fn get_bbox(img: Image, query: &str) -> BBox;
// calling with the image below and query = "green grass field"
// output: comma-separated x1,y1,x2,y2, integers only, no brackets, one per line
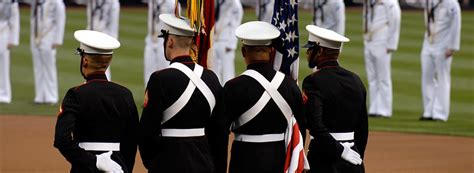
0,7,472,137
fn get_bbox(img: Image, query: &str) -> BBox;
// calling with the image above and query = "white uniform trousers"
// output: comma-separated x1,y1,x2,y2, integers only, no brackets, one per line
0,50,11,103
421,47,452,121
364,41,392,117
144,39,168,86
31,46,58,104
210,41,235,84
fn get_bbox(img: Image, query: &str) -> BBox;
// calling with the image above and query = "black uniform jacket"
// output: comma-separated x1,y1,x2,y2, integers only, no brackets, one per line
139,56,223,173
54,72,139,173
207,62,305,173
302,60,368,173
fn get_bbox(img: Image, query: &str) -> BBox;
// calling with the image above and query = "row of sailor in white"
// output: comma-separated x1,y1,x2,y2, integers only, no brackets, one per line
158,14,213,137
210,0,244,84
255,0,274,23
73,0,120,39
75,0,120,80
29,0,66,104
143,0,174,86
307,0,345,35
0,0,20,103
363,0,401,117
406,0,461,121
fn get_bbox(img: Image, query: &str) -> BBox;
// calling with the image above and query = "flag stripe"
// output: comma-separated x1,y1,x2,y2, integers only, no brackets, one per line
284,117,310,173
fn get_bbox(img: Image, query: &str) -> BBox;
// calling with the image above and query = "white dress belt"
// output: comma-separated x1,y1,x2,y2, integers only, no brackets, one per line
330,132,354,141
234,133,285,143
161,128,205,137
78,142,120,151
309,132,355,141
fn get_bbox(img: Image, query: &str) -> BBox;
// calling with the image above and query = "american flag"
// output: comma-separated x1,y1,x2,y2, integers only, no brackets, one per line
271,0,300,80
284,116,310,173
271,1,308,172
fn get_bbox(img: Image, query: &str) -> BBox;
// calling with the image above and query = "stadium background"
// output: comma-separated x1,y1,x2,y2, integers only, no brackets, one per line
0,1,473,172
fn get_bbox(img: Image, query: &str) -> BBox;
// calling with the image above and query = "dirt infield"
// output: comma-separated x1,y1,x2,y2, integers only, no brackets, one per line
1,115,472,173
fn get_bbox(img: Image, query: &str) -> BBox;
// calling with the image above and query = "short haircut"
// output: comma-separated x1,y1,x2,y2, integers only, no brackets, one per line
321,46,340,56
170,35,193,49
242,45,273,62
243,45,272,54
85,54,112,70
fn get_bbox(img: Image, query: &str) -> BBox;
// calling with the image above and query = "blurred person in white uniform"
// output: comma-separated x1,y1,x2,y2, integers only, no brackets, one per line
363,0,401,118
256,0,273,22
0,0,20,104
30,0,66,104
406,0,461,122
143,0,174,86
311,0,345,35
210,0,243,84
76,0,120,80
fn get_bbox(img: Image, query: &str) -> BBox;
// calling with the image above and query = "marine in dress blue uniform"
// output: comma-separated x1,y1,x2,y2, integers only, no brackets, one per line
207,21,306,173
54,30,139,173
302,25,369,173
138,14,223,173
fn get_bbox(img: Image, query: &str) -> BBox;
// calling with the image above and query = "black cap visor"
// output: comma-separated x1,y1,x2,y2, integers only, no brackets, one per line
303,41,318,48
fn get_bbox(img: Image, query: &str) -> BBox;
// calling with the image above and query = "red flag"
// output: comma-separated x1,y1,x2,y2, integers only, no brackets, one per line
174,0,214,68
197,0,214,68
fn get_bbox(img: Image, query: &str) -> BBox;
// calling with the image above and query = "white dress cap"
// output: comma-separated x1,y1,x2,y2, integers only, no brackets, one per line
74,30,121,54
159,14,195,37
235,21,280,46
305,25,349,49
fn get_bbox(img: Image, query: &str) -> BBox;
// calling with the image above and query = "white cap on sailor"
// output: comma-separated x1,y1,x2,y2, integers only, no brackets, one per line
159,14,195,37
303,25,349,49
74,30,120,54
235,21,280,46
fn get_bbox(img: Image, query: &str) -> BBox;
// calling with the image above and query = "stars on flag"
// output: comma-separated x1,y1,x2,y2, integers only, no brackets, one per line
288,47,297,58
272,0,300,64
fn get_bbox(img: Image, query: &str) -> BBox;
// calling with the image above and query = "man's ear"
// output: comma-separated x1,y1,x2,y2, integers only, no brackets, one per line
82,57,89,68
167,36,174,49
317,47,324,57
241,46,246,58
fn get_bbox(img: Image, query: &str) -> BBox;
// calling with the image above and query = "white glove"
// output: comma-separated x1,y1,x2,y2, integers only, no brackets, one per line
340,142,362,165
96,151,124,173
